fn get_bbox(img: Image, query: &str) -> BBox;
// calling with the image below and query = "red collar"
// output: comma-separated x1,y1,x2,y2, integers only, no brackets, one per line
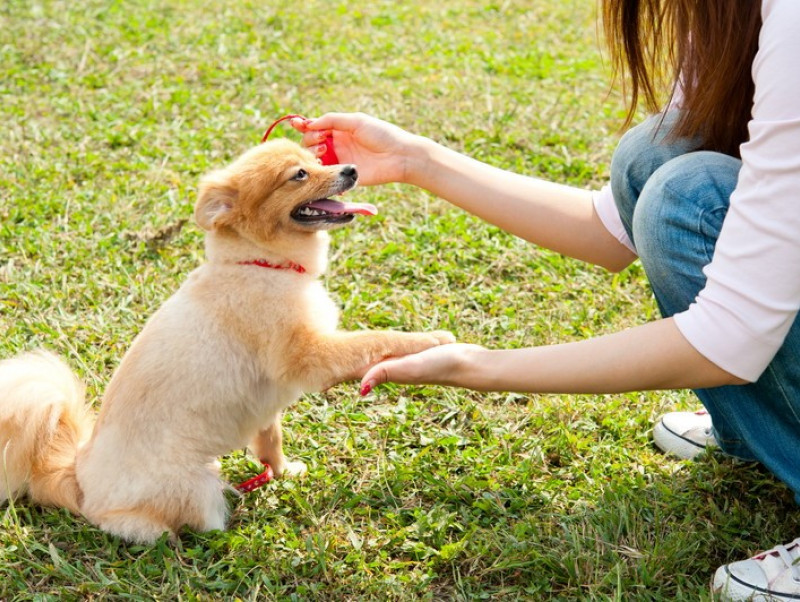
238,259,306,274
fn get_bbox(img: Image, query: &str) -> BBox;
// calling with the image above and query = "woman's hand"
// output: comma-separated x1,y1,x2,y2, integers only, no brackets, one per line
359,343,487,395
363,319,747,398
292,112,423,186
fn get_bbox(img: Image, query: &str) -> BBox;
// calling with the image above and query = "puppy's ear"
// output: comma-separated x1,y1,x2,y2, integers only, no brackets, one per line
195,170,238,231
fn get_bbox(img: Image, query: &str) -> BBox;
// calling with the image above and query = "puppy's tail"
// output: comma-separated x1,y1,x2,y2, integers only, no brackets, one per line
0,350,94,514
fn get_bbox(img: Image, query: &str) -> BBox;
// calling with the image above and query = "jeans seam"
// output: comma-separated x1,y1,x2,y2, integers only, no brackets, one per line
696,206,727,265
764,363,800,427
659,180,727,266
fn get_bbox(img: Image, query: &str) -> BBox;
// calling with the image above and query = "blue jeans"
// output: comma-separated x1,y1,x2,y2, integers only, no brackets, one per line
611,112,800,502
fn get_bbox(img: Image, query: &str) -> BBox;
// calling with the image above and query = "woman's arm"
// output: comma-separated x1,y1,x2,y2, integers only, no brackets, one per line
407,139,636,271
360,318,747,396
298,115,746,394
299,114,636,272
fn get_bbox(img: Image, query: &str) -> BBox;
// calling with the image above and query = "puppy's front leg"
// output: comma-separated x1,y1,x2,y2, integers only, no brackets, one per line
250,417,307,478
280,328,455,390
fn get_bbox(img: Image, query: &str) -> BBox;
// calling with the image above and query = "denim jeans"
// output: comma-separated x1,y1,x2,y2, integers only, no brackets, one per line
611,112,800,502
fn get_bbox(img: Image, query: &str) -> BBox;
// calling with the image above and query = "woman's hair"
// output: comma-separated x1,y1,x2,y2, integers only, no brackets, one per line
602,0,762,157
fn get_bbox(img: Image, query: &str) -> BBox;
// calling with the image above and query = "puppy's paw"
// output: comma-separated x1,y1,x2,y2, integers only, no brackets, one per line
430,330,456,345
402,330,455,355
277,460,308,478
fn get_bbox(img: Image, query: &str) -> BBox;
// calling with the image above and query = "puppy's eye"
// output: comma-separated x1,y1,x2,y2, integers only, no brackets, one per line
291,169,308,181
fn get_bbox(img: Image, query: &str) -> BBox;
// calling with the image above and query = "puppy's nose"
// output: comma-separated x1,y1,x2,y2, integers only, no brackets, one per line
340,165,358,182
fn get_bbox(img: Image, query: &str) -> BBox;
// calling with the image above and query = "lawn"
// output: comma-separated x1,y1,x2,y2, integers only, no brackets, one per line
1,0,798,600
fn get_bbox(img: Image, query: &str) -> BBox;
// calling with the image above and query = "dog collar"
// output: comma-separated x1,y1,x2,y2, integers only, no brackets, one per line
235,463,274,493
238,259,306,274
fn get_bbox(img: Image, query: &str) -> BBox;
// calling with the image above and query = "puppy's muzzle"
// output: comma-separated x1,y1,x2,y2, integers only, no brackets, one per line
290,165,376,229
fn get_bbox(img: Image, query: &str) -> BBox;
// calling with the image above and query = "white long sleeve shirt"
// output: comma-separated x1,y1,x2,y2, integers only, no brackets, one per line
593,0,800,382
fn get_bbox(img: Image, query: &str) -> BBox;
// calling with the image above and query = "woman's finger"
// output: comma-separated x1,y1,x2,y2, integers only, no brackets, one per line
305,112,366,133
360,360,396,396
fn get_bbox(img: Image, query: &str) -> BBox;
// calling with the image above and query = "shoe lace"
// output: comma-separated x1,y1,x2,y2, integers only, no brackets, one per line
759,539,800,583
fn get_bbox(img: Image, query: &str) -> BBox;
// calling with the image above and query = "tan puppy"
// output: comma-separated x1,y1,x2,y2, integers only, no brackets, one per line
0,139,453,543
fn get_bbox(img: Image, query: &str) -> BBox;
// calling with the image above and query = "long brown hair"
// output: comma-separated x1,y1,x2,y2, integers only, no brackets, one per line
602,0,762,157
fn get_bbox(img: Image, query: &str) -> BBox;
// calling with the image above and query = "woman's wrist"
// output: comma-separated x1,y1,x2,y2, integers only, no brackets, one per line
445,344,492,390
401,134,440,187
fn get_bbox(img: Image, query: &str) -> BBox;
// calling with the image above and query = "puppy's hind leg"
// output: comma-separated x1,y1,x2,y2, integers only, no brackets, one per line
250,416,306,478
86,471,228,543
185,466,229,533
91,509,176,545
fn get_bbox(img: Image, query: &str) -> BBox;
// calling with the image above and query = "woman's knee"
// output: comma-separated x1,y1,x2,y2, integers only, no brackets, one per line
631,151,740,315
610,111,696,242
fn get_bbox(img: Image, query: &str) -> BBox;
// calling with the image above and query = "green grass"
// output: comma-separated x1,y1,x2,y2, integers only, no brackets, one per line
2,0,798,600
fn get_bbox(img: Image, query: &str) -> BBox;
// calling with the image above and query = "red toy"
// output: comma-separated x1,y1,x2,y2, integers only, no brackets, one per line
235,463,274,493
261,114,339,166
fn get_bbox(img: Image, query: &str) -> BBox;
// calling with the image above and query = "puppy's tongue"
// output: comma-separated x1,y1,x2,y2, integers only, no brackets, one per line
307,199,378,216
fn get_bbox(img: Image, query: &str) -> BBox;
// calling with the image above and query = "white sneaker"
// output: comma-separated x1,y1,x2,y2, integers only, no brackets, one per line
713,538,800,601
653,409,718,459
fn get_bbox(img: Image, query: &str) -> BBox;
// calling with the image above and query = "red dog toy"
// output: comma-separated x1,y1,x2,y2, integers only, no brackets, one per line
235,462,274,494
261,114,339,166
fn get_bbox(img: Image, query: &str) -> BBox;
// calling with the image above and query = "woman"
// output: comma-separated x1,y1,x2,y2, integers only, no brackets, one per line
295,0,800,598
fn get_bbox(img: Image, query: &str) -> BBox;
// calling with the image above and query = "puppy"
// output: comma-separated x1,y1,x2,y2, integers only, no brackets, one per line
0,139,454,543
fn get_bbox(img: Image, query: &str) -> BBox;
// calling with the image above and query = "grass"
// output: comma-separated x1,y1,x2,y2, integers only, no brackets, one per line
1,0,798,600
